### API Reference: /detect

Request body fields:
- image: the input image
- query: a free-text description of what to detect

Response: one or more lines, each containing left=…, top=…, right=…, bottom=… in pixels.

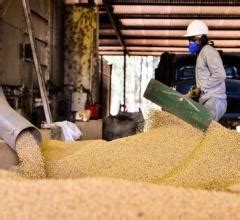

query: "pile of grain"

left=42, top=110, right=240, bottom=191
left=42, top=139, right=106, bottom=161
left=0, top=169, right=24, bottom=180
left=42, top=111, right=204, bottom=181
left=1, top=109, right=240, bottom=218
left=15, top=130, right=46, bottom=179
left=226, top=183, right=240, bottom=194
left=0, top=176, right=240, bottom=219
left=157, top=121, right=240, bottom=190
left=143, top=110, right=187, bottom=131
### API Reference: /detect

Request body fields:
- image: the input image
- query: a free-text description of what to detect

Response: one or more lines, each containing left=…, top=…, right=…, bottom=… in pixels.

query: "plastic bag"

left=54, top=121, right=82, bottom=141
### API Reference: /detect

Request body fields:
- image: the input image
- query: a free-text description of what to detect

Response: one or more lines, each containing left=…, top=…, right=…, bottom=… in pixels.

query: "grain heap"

left=42, top=139, right=106, bottom=161
left=143, top=110, right=186, bottom=131
left=14, top=130, right=46, bottom=179
left=0, top=169, right=24, bottom=180
left=158, top=121, right=240, bottom=190
left=42, top=110, right=240, bottom=191
left=226, top=183, right=240, bottom=193
left=0, top=176, right=240, bottom=219
left=42, top=111, right=204, bottom=182
left=0, top=110, right=240, bottom=218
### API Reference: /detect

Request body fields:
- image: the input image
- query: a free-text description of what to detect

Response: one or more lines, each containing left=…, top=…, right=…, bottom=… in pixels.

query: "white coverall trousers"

left=199, top=97, right=227, bottom=121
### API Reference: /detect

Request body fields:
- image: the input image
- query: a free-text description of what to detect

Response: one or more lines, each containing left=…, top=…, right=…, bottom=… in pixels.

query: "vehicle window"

left=176, top=65, right=240, bottom=81
left=224, top=66, right=240, bottom=79
left=176, top=66, right=195, bottom=81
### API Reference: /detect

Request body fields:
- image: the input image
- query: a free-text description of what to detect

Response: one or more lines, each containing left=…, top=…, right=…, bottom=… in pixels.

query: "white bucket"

left=71, top=92, right=87, bottom=112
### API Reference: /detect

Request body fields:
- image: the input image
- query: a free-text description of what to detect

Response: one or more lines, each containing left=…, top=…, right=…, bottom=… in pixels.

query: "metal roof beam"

left=98, top=48, right=239, bottom=52
left=99, top=25, right=240, bottom=31
left=99, top=35, right=240, bottom=40
left=99, top=43, right=188, bottom=47
left=99, top=43, right=240, bottom=48
left=119, top=26, right=240, bottom=31
left=116, top=14, right=240, bottom=20
left=107, top=0, right=240, bottom=6
left=102, top=0, right=126, bottom=52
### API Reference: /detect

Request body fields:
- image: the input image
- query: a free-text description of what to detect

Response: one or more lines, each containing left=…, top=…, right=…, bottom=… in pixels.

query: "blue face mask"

left=188, top=41, right=200, bottom=54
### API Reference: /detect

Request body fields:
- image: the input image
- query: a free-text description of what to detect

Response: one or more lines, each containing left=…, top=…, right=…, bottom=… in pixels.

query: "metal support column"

left=123, top=50, right=126, bottom=110
left=21, top=0, right=52, bottom=125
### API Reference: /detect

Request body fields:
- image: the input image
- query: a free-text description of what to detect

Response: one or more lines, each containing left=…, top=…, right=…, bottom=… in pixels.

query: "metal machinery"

left=0, top=86, right=41, bottom=150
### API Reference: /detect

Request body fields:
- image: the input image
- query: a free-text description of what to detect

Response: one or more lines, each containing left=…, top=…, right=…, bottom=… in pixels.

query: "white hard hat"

left=184, top=20, right=209, bottom=37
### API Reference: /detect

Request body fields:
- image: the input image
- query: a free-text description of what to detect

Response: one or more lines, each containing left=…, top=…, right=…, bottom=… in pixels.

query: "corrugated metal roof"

left=113, top=6, right=240, bottom=15
left=120, top=19, right=240, bottom=28
left=69, top=0, right=240, bottom=55
left=120, top=30, right=240, bottom=39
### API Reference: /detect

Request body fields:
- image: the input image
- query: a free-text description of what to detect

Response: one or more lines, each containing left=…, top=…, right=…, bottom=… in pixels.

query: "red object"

left=86, top=103, right=100, bottom=119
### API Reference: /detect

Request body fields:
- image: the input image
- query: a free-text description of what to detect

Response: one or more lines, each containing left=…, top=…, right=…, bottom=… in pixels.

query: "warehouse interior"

left=0, top=0, right=240, bottom=218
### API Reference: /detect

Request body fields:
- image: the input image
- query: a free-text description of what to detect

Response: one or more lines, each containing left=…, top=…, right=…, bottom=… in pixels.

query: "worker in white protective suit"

left=184, top=20, right=227, bottom=121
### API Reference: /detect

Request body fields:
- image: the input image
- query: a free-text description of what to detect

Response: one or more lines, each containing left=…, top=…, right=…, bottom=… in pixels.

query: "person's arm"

left=204, top=47, right=226, bottom=89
